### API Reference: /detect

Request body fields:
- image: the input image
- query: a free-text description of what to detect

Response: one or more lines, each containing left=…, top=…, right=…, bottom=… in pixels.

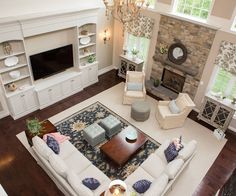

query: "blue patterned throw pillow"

left=164, top=142, right=178, bottom=162
left=133, top=179, right=152, bottom=193
left=46, top=136, right=60, bottom=154
left=82, top=178, right=100, bottom=190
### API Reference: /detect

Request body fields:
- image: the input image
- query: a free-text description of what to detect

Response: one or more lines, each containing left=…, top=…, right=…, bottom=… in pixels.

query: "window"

left=125, top=33, right=150, bottom=63
left=146, top=0, right=156, bottom=8
left=231, top=16, right=236, bottom=31
left=211, top=67, right=236, bottom=99
left=174, top=0, right=212, bottom=20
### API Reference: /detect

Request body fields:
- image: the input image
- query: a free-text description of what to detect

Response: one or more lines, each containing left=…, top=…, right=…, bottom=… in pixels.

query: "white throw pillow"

left=144, top=173, right=168, bottom=196
left=49, top=154, right=68, bottom=178
left=165, top=158, right=184, bottom=180
left=169, top=100, right=180, bottom=114
left=32, top=136, right=54, bottom=160
left=178, top=140, right=197, bottom=161
left=67, top=170, right=93, bottom=196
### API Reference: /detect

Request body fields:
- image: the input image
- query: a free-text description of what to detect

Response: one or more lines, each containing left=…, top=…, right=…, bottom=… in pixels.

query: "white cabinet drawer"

left=37, top=84, right=62, bottom=107
left=7, top=89, right=38, bottom=117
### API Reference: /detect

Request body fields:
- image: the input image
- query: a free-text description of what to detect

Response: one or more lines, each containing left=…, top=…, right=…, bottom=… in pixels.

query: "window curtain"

left=215, top=40, right=236, bottom=75
left=124, top=15, right=154, bottom=39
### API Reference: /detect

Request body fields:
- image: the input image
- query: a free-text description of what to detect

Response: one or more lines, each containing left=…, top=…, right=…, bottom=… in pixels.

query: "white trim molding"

left=98, top=65, right=116, bottom=76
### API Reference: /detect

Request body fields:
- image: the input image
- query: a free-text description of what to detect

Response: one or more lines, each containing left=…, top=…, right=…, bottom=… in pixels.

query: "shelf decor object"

left=2, top=42, right=13, bottom=55
left=7, top=82, right=17, bottom=91
left=80, top=36, right=91, bottom=45
left=4, top=56, right=19, bottom=67
left=9, top=70, right=20, bottom=79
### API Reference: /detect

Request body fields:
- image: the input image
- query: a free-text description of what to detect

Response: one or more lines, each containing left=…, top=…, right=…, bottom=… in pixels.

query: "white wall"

left=96, top=8, right=114, bottom=70
left=24, top=28, right=76, bottom=56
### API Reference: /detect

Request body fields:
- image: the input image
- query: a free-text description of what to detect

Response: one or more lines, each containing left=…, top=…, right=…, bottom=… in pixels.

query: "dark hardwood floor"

left=0, top=70, right=235, bottom=196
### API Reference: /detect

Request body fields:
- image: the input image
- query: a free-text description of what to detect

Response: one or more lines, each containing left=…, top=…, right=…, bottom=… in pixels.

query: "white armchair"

left=156, top=93, right=195, bottom=129
left=123, top=71, right=146, bottom=105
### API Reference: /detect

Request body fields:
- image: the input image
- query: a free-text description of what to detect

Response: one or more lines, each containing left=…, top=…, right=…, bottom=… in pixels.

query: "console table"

left=118, top=55, right=144, bottom=79
left=197, top=93, right=236, bottom=131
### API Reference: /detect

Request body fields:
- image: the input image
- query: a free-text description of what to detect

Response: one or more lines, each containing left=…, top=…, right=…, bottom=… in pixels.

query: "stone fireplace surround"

left=151, top=15, right=216, bottom=99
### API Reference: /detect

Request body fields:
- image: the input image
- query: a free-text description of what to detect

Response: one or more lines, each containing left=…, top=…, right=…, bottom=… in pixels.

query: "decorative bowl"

left=9, top=70, right=21, bottom=79
left=80, top=36, right=91, bottom=45
left=4, top=56, right=19, bottom=67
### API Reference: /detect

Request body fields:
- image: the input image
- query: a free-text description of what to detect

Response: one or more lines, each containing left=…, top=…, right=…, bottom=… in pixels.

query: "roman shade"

left=215, top=40, right=236, bottom=74
left=124, top=15, right=154, bottom=39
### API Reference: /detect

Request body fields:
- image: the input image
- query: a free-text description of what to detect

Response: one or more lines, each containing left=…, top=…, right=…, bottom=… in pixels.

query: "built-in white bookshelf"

left=0, top=40, right=33, bottom=96
left=78, top=23, right=97, bottom=67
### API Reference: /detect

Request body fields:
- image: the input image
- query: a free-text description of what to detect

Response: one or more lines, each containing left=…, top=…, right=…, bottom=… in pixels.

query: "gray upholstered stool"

left=83, top=123, right=105, bottom=147
left=99, top=115, right=122, bottom=138
left=131, top=101, right=150, bottom=121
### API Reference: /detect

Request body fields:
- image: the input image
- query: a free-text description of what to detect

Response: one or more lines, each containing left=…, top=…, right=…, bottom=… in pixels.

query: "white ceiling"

left=0, top=0, right=104, bottom=21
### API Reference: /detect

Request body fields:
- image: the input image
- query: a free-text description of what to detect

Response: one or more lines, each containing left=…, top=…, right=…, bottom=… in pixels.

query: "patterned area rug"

left=55, top=102, right=159, bottom=180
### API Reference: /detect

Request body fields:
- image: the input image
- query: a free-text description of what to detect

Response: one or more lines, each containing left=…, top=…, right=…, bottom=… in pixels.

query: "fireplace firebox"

left=161, top=68, right=185, bottom=93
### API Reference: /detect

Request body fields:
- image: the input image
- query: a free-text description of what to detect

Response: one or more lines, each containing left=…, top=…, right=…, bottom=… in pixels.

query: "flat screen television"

left=30, top=44, right=73, bottom=80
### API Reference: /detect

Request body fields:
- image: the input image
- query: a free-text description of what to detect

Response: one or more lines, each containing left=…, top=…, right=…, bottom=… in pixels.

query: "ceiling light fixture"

left=103, top=0, right=149, bottom=28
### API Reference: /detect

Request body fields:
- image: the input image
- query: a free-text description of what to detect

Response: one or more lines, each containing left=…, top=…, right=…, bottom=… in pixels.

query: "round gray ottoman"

left=131, top=101, right=150, bottom=121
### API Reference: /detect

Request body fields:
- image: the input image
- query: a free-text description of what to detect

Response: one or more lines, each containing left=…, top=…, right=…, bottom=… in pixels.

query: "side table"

left=25, top=120, right=57, bottom=146
left=118, top=54, right=144, bottom=79
left=198, top=93, right=236, bottom=131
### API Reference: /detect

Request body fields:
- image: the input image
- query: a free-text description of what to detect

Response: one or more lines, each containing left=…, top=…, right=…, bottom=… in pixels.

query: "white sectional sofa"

left=32, top=136, right=111, bottom=196
left=125, top=139, right=197, bottom=196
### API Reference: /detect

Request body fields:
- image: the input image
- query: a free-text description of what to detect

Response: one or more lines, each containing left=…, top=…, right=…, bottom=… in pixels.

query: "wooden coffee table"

left=100, top=126, right=147, bottom=167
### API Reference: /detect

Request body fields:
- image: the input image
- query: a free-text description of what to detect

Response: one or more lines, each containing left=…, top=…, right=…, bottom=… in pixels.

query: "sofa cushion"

left=63, top=150, right=91, bottom=174
left=144, top=173, right=169, bottom=196
left=133, top=179, right=151, bottom=194
left=78, top=164, right=111, bottom=195
left=32, top=136, right=54, bottom=160
left=49, top=153, right=68, bottom=178
left=125, top=167, right=155, bottom=187
left=169, top=100, right=180, bottom=114
left=141, top=153, right=166, bottom=179
left=46, top=136, right=60, bottom=154
left=67, top=171, right=93, bottom=196
left=165, top=158, right=184, bottom=180
left=78, top=164, right=110, bottom=185
left=164, top=142, right=179, bottom=162
left=178, top=140, right=197, bottom=161
left=82, top=178, right=100, bottom=190
left=127, top=82, right=143, bottom=91
left=58, top=140, right=77, bottom=160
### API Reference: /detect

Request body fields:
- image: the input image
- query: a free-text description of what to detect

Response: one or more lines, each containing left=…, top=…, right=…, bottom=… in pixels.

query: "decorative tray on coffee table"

left=125, top=125, right=137, bottom=140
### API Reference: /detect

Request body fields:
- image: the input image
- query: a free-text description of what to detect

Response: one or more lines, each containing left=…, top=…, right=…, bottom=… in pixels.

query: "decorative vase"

left=132, top=55, right=137, bottom=61
left=7, top=82, right=17, bottom=91
left=2, top=42, right=12, bottom=55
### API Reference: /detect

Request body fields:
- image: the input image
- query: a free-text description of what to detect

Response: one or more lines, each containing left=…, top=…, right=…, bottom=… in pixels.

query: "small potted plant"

left=131, top=48, right=139, bottom=60
left=26, top=118, right=42, bottom=136
left=153, top=78, right=160, bottom=87
left=87, top=54, right=96, bottom=63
